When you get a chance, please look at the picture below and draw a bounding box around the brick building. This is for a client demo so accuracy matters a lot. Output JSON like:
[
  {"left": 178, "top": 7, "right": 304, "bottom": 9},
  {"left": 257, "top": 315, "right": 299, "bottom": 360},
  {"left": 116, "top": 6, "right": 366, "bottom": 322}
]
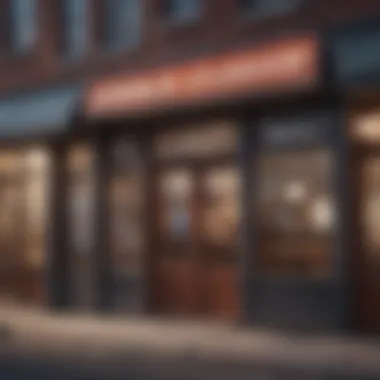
[{"left": 1, "top": 0, "right": 380, "bottom": 335}]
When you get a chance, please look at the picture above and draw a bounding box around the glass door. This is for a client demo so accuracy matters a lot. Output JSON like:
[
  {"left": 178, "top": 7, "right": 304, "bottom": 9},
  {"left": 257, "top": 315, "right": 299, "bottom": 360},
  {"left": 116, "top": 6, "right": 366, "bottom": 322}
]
[
  {"left": 200, "top": 165, "right": 241, "bottom": 320},
  {"left": 154, "top": 167, "right": 200, "bottom": 316}
]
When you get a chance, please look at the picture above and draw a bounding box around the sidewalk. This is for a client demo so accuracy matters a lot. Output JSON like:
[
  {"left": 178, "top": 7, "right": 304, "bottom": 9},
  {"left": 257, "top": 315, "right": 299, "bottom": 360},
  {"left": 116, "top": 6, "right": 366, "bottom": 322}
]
[{"left": 0, "top": 306, "right": 379, "bottom": 378}]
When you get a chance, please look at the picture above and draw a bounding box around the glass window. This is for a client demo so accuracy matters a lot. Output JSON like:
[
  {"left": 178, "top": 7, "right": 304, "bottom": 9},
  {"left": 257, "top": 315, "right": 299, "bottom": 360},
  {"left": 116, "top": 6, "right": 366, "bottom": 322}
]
[
  {"left": 61, "top": 0, "right": 88, "bottom": 58},
  {"left": 159, "top": 169, "right": 193, "bottom": 243},
  {"left": 25, "top": 148, "right": 50, "bottom": 271},
  {"left": 0, "top": 147, "right": 50, "bottom": 306},
  {"left": 256, "top": 149, "right": 335, "bottom": 278},
  {"left": 240, "top": 0, "right": 301, "bottom": 18},
  {"left": 163, "top": 0, "right": 202, "bottom": 23},
  {"left": 154, "top": 121, "right": 238, "bottom": 160},
  {"left": 10, "top": 0, "right": 38, "bottom": 53},
  {"left": 202, "top": 167, "right": 240, "bottom": 249},
  {"left": 103, "top": 0, "right": 142, "bottom": 51}
]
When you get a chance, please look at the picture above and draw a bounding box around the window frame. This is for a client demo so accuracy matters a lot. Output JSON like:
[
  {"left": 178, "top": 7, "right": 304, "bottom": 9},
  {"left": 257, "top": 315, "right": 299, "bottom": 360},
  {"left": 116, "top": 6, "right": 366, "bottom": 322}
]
[{"left": 9, "top": 0, "right": 38, "bottom": 54}]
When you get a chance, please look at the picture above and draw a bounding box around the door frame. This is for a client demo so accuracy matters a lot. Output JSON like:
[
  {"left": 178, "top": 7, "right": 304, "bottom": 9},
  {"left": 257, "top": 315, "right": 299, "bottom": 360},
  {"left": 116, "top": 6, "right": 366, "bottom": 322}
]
[{"left": 147, "top": 121, "right": 243, "bottom": 321}]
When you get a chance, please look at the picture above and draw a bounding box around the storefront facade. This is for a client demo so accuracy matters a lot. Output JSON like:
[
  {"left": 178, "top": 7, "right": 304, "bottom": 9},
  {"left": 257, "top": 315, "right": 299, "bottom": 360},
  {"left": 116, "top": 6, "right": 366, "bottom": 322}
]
[
  {"left": 331, "top": 18, "right": 380, "bottom": 334},
  {"left": 76, "top": 32, "right": 353, "bottom": 331},
  {"left": 0, "top": 84, "right": 82, "bottom": 309}
]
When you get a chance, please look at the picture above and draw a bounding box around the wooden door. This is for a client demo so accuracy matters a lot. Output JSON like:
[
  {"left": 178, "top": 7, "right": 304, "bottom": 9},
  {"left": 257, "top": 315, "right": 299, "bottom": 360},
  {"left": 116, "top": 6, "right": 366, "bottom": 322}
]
[
  {"left": 154, "top": 167, "right": 200, "bottom": 316},
  {"left": 356, "top": 154, "right": 380, "bottom": 333},
  {"left": 200, "top": 165, "right": 241, "bottom": 320}
]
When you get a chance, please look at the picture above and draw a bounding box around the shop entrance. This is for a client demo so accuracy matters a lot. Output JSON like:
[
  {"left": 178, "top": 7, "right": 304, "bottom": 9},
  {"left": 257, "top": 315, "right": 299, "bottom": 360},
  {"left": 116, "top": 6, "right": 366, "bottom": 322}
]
[
  {"left": 353, "top": 152, "right": 380, "bottom": 333},
  {"left": 153, "top": 163, "right": 240, "bottom": 320},
  {"left": 0, "top": 147, "right": 49, "bottom": 307},
  {"left": 151, "top": 122, "right": 241, "bottom": 321}
]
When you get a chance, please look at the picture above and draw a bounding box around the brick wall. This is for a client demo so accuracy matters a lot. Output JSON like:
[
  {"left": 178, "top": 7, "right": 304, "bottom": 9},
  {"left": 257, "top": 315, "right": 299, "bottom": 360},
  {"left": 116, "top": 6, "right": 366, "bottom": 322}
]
[{"left": 0, "top": 0, "right": 378, "bottom": 94}]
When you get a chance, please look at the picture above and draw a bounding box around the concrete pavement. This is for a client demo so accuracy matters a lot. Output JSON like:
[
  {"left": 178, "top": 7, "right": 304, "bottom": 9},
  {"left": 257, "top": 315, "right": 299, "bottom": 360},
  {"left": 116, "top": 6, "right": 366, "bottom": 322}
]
[{"left": 0, "top": 306, "right": 379, "bottom": 379}]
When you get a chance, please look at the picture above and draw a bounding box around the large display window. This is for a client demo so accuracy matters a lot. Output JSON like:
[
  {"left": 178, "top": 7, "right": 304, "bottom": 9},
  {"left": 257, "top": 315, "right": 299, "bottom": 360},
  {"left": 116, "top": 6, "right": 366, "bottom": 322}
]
[
  {"left": 257, "top": 149, "right": 335, "bottom": 278},
  {"left": 0, "top": 146, "right": 50, "bottom": 306}
]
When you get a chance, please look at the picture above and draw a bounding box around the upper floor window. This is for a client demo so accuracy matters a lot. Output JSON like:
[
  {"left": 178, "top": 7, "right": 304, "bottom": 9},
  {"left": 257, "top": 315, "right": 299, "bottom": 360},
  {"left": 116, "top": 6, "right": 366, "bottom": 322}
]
[
  {"left": 103, "top": 0, "right": 142, "bottom": 52},
  {"left": 162, "top": 0, "right": 202, "bottom": 24},
  {"left": 10, "top": 0, "right": 38, "bottom": 53},
  {"left": 239, "top": 0, "right": 302, "bottom": 18},
  {"left": 60, "top": 0, "right": 88, "bottom": 59}
]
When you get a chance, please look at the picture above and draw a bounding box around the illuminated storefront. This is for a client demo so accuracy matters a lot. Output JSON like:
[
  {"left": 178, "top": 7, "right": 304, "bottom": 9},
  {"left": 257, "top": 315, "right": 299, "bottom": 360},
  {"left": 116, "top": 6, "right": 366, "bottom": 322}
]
[
  {"left": 80, "top": 33, "right": 349, "bottom": 330},
  {"left": 0, "top": 84, "right": 82, "bottom": 309}
]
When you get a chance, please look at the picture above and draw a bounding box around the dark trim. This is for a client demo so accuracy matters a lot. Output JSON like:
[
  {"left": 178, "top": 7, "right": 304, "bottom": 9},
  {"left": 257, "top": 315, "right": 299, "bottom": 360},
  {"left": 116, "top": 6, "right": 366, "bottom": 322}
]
[
  {"left": 93, "top": 132, "right": 112, "bottom": 312},
  {"left": 46, "top": 141, "right": 70, "bottom": 310}
]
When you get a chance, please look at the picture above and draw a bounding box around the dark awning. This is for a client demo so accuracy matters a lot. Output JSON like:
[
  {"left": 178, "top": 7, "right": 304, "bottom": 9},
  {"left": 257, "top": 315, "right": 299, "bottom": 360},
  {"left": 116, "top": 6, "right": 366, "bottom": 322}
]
[{"left": 0, "top": 84, "right": 82, "bottom": 138}]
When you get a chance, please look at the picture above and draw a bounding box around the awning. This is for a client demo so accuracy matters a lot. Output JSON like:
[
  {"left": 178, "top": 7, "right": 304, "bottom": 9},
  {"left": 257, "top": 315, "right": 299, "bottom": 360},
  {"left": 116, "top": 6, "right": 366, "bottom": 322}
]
[
  {"left": 331, "top": 18, "right": 380, "bottom": 87},
  {"left": 0, "top": 84, "right": 82, "bottom": 138},
  {"left": 85, "top": 35, "right": 319, "bottom": 119}
]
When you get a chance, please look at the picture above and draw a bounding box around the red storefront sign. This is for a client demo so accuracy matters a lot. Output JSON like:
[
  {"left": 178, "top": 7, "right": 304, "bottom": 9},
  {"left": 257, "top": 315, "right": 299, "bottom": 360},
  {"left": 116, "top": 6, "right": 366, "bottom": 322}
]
[{"left": 86, "top": 35, "right": 319, "bottom": 117}]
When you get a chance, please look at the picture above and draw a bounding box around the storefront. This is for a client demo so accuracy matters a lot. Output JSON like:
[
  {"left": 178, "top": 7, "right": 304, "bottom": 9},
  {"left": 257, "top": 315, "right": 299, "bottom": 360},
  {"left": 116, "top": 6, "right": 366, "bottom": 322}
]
[
  {"left": 0, "top": 84, "right": 82, "bottom": 309},
  {"left": 331, "top": 18, "right": 380, "bottom": 334},
  {"left": 82, "top": 33, "right": 347, "bottom": 330}
]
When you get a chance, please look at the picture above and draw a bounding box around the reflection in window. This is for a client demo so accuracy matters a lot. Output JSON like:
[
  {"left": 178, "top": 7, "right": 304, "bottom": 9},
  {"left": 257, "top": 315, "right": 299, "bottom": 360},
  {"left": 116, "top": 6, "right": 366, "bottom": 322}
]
[
  {"left": 257, "top": 150, "right": 335, "bottom": 278},
  {"left": 159, "top": 169, "right": 193, "bottom": 244},
  {"left": 202, "top": 167, "right": 239, "bottom": 249}
]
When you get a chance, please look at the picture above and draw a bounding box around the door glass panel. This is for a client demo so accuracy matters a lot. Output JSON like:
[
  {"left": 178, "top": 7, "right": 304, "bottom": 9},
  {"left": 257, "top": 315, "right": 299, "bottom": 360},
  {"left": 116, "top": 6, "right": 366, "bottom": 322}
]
[
  {"left": 67, "top": 145, "right": 95, "bottom": 309},
  {"left": 257, "top": 149, "right": 335, "bottom": 278},
  {"left": 159, "top": 169, "right": 193, "bottom": 246},
  {"left": 108, "top": 138, "right": 145, "bottom": 312},
  {"left": 202, "top": 167, "right": 240, "bottom": 250}
]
